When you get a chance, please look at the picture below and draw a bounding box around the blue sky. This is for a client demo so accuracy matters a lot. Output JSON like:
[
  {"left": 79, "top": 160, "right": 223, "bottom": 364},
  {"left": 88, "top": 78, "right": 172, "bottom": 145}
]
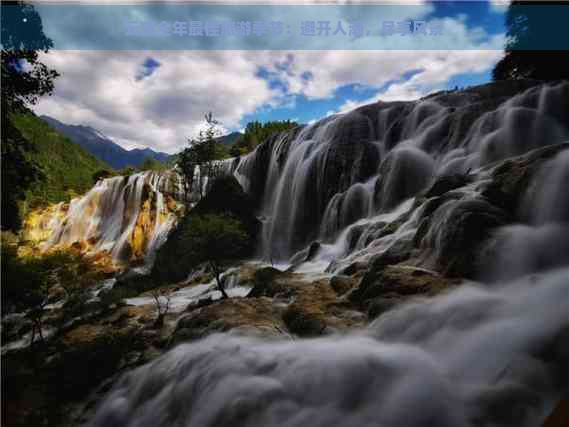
[
  {"left": 32, "top": 1, "right": 508, "bottom": 153},
  {"left": 237, "top": 1, "right": 506, "bottom": 127}
]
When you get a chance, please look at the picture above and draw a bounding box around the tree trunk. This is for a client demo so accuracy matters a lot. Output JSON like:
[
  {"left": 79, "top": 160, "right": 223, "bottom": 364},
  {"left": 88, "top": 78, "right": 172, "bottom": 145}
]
[{"left": 211, "top": 262, "right": 229, "bottom": 299}]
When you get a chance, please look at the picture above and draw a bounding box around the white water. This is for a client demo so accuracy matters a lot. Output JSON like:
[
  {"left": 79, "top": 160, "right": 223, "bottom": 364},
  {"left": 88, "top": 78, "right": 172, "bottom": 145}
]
[
  {"left": 92, "top": 268, "right": 568, "bottom": 427},
  {"left": 227, "top": 81, "right": 569, "bottom": 267},
  {"left": 37, "top": 170, "right": 184, "bottom": 264},
  {"left": 125, "top": 268, "right": 252, "bottom": 312},
  {"left": 88, "top": 82, "right": 569, "bottom": 426}
]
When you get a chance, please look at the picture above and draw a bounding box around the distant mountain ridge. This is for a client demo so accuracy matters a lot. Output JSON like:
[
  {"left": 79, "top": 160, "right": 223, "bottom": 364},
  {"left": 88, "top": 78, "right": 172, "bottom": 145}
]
[
  {"left": 40, "top": 116, "right": 171, "bottom": 169},
  {"left": 11, "top": 113, "right": 110, "bottom": 208}
]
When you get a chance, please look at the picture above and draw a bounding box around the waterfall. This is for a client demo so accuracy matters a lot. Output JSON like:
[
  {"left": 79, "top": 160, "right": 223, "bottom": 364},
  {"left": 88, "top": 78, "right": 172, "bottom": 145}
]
[
  {"left": 224, "top": 81, "right": 569, "bottom": 266},
  {"left": 25, "top": 170, "right": 185, "bottom": 265},
  {"left": 92, "top": 268, "right": 569, "bottom": 427},
  {"left": 90, "top": 81, "right": 569, "bottom": 427}
]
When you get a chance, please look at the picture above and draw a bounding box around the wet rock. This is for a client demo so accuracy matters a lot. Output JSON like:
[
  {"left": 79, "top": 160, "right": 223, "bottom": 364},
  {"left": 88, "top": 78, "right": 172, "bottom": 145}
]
[
  {"left": 288, "top": 241, "right": 321, "bottom": 269},
  {"left": 482, "top": 143, "right": 569, "bottom": 216},
  {"left": 350, "top": 265, "right": 457, "bottom": 311},
  {"left": 115, "top": 269, "right": 155, "bottom": 295},
  {"left": 374, "top": 147, "right": 435, "bottom": 211},
  {"left": 282, "top": 306, "right": 328, "bottom": 337},
  {"left": 247, "top": 267, "right": 291, "bottom": 298},
  {"left": 416, "top": 198, "right": 508, "bottom": 277},
  {"left": 423, "top": 173, "right": 472, "bottom": 198},
  {"left": 367, "top": 297, "right": 401, "bottom": 319},
  {"left": 336, "top": 261, "right": 367, "bottom": 276},
  {"left": 172, "top": 298, "right": 285, "bottom": 343},
  {"left": 329, "top": 275, "right": 358, "bottom": 296},
  {"left": 282, "top": 280, "right": 365, "bottom": 337}
]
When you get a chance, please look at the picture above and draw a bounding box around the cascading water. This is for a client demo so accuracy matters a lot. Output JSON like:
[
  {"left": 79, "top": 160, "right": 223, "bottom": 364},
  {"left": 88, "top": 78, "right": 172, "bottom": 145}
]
[
  {"left": 92, "top": 269, "right": 569, "bottom": 427},
  {"left": 25, "top": 170, "right": 185, "bottom": 265},
  {"left": 91, "top": 81, "right": 569, "bottom": 426},
  {"left": 225, "top": 81, "right": 569, "bottom": 265}
]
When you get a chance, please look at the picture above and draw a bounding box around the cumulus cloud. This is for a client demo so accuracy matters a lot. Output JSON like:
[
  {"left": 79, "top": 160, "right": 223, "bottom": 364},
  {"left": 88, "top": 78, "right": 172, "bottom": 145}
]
[{"left": 32, "top": 5, "right": 504, "bottom": 153}]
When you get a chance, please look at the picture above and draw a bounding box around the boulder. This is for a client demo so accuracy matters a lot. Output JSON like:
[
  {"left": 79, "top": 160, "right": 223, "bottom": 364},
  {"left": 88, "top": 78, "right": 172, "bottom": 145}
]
[
  {"left": 415, "top": 198, "right": 508, "bottom": 277},
  {"left": 282, "top": 280, "right": 366, "bottom": 337},
  {"left": 287, "top": 241, "right": 321, "bottom": 272},
  {"left": 482, "top": 143, "right": 569, "bottom": 216},
  {"left": 329, "top": 274, "right": 358, "bottom": 296},
  {"left": 172, "top": 298, "right": 285, "bottom": 343},
  {"left": 423, "top": 173, "right": 472, "bottom": 198},
  {"left": 114, "top": 269, "right": 155, "bottom": 295},
  {"left": 247, "top": 267, "right": 291, "bottom": 298},
  {"left": 349, "top": 265, "right": 458, "bottom": 315}
]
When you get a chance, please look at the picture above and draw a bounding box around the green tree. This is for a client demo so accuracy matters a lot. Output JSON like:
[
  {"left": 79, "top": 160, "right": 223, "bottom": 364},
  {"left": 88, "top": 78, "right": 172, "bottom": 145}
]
[
  {"left": 1, "top": 243, "right": 56, "bottom": 345},
  {"left": 229, "top": 120, "right": 298, "bottom": 156},
  {"left": 92, "top": 169, "right": 115, "bottom": 184},
  {"left": 139, "top": 157, "right": 168, "bottom": 172},
  {"left": 180, "top": 214, "right": 249, "bottom": 299},
  {"left": 493, "top": 1, "right": 569, "bottom": 81},
  {"left": 119, "top": 166, "right": 137, "bottom": 176},
  {"left": 1, "top": 1, "right": 59, "bottom": 231},
  {"left": 178, "top": 112, "right": 224, "bottom": 200}
]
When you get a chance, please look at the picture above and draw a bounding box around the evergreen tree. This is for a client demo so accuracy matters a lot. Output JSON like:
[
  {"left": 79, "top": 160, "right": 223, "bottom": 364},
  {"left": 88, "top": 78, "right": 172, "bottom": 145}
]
[{"left": 178, "top": 112, "right": 223, "bottom": 200}]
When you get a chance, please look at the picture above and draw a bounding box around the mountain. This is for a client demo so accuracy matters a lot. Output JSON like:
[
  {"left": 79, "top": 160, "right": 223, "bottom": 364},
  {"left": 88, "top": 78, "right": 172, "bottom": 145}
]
[
  {"left": 215, "top": 131, "right": 242, "bottom": 146},
  {"left": 11, "top": 113, "right": 110, "bottom": 209},
  {"left": 40, "top": 115, "right": 171, "bottom": 169}
]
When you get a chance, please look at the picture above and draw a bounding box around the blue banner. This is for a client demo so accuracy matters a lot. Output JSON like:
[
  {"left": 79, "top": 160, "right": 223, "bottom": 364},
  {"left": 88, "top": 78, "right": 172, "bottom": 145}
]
[{"left": 1, "top": 3, "right": 568, "bottom": 50}]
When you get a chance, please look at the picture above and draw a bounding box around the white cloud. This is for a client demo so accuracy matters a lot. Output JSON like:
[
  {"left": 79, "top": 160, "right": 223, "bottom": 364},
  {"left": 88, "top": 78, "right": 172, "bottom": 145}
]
[
  {"left": 489, "top": 0, "right": 509, "bottom": 13},
  {"left": 32, "top": 10, "right": 504, "bottom": 154}
]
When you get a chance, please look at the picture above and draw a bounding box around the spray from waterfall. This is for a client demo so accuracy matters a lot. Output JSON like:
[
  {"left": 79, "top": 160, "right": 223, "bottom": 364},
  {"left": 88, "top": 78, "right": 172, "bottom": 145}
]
[{"left": 91, "top": 80, "right": 569, "bottom": 427}]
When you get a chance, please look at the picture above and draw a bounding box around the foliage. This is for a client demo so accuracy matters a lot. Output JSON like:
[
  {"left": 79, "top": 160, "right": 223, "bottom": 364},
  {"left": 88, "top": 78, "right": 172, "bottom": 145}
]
[
  {"left": 119, "top": 166, "right": 137, "bottom": 176},
  {"left": 11, "top": 113, "right": 109, "bottom": 209},
  {"left": 151, "top": 176, "right": 260, "bottom": 284},
  {"left": 1, "top": 1, "right": 59, "bottom": 113},
  {"left": 92, "top": 169, "right": 116, "bottom": 184},
  {"left": 493, "top": 1, "right": 569, "bottom": 81},
  {"left": 178, "top": 214, "right": 249, "bottom": 298},
  {"left": 1, "top": 241, "right": 107, "bottom": 312},
  {"left": 1, "top": 2, "right": 59, "bottom": 231},
  {"left": 1, "top": 117, "right": 44, "bottom": 230},
  {"left": 177, "top": 112, "right": 228, "bottom": 200},
  {"left": 1, "top": 239, "right": 49, "bottom": 312},
  {"left": 138, "top": 156, "right": 168, "bottom": 172},
  {"left": 229, "top": 120, "right": 298, "bottom": 156}
]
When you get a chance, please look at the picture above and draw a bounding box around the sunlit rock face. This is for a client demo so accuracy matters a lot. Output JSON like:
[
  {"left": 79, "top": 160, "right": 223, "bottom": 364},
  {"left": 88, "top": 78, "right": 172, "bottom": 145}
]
[{"left": 23, "top": 170, "right": 185, "bottom": 267}]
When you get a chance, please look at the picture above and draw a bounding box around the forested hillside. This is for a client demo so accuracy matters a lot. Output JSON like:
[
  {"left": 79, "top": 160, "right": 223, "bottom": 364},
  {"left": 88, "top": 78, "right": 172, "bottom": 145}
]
[{"left": 12, "top": 113, "right": 111, "bottom": 209}]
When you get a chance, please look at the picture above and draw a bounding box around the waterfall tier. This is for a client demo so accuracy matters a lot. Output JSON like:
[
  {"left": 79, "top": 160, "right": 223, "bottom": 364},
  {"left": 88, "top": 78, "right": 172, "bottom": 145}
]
[{"left": 23, "top": 170, "right": 185, "bottom": 266}]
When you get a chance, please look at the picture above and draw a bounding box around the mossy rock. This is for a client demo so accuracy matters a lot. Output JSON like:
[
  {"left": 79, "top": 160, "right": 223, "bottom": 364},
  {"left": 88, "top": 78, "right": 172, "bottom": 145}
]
[
  {"left": 482, "top": 143, "right": 569, "bottom": 215},
  {"left": 172, "top": 298, "right": 285, "bottom": 344},
  {"left": 247, "top": 267, "right": 290, "bottom": 298},
  {"left": 350, "top": 265, "right": 458, "bottom": 309}
]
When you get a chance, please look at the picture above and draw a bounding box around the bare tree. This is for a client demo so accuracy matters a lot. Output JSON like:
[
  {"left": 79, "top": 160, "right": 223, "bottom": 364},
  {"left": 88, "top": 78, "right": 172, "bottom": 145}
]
[{"left": 151, "top": 289, "right": 171, "bottom": 328}]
